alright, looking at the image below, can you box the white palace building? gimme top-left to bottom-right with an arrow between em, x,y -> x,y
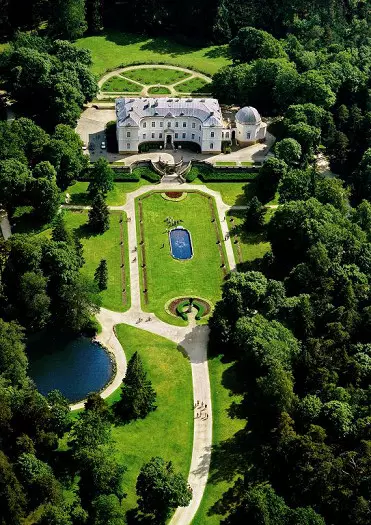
115,97 -> 266,154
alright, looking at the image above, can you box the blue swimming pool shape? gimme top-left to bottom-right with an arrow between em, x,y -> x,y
169,227 -> 193,260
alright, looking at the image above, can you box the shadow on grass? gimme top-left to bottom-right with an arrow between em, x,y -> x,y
11,207 -> 50,235
69,192 -> 91,206
126,507 -> 164,525
103,30 -> 146,48
139,37 -> 198,57
204,46 -> 231,60
73,222 -> 98,240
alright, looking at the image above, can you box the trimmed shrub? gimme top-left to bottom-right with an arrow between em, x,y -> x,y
132,167 -> 161,183
193,301 -> 206,320
176,300 -> 189,321
187,165 -> 258,182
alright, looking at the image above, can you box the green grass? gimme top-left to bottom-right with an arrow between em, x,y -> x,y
176,77 -> 211,93
214,161 -> 237,166
102,75 -> 142,93
106,324 -> 193,516
137,191 -> 227,324
147,85 -> 172,95
62,180 -> 150,206
227,210 -> 271,264
75,30 -> 231,77
192,356 -> 245,524
63,211 -> 130,311
123,67 -> 191,85
240,161 -> 254,167
192,179 -> 248,206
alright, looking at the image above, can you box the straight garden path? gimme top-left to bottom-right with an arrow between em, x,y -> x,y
66,182 -> 236,525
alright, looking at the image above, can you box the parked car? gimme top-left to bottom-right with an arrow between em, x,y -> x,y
101,141 -> 106,149
82,142 -> 87,150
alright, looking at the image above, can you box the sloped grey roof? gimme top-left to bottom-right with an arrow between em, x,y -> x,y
235,106 -> 261,125
116,97 -> 223,127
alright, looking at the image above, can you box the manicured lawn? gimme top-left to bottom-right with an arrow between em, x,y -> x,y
214,161 -> 237,166
101,75 -> 142,92
106,324 -> 193,516
227,209 -> 271,264
136,191 -> 228,324
192,179 -> 248,206
192,355 -> 245,524
176,77 -> 211,93
76,30 -> 231,77
62,179 -> 150,206
123,67 -> 191,85
147,85 -> 172,95
241,161 -> 254,167
63,211 -> 130,311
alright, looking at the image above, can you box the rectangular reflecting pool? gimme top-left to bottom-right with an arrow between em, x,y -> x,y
169,227 -> 193,260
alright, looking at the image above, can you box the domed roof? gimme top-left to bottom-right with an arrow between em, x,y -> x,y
235,106 -> 261,125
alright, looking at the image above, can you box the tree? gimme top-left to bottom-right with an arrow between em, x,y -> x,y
86,0 -> 103,34
115,352 -> 157,421
94,259 -> 108,291
0,159 -> 31,215
278,169 -> 314,203
0,318 -> 28,385
52,213 -> 72,244
88,158 -> 114,197
84,393 -> 110,420
88,193 -> 110,233
91,495 -> 125,525
10,117 -> 49,164
136,457 -> 192,521
286,123 -> 321,159
30,176 -> 60,222
48,0 -> 87,40
275,138 -> 302,165
37,504 -> 72,525
255,157 -> 287,203
18,271 -> 51,331
16,453 -> 62,507
69,408 -> 111,452
230,27 -> 286,63
0,450 -> 27,524
33,161 -> 57,180
244,196 -> 265,231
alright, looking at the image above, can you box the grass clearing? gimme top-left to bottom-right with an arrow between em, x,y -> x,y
215,161 -> 237,166
227,209 -> 271,264
176,77 -> 211,93
63,211 -> 130,311
192,179 -> 249,206
106,324 -> 193,516
102,75 -> 142,92
62,179 -> 150,206
76,30 -> 231,77
137,191 -> 227,324
147,85 -> 172,95
123,67 -> 191,85
192,355 -> 245,524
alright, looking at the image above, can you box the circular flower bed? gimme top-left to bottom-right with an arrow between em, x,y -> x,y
167,297 -> 211,320
161,192 -> 187,202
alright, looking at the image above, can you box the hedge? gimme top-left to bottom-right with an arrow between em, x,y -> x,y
193,300 -> 206,320
176,300 -> 189,321
132,167 -> 161,183
186,165 -> 258,182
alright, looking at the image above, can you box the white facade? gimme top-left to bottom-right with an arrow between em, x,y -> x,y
235,106 -> 267,145
116,97 -> 224,154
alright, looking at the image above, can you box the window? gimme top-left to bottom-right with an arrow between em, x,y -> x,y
160,122 -> 163,127
143,133 -> 146,139
167,121 -> 171,128
127,131 -> 131,137
191,133 -> 195,140
211,131 -> 215,138
127,143 -> 130,149
183,121 -> 187,128
175,121 -> 179,127
226,132 -> 230,138
192,122 -> 195,129
210,143 -> 214,149
151,133 -> 155,138
143,122 -> 147,128
152,121 -> 155,127
159,133 -> 163,139
175,133 -> 178,139
182,133 -> 186,139
246,132 -> 251,139
199,125 -> 201,130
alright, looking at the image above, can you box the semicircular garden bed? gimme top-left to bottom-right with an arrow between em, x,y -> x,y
161,191 -> 188,201
167,297 -> 212,321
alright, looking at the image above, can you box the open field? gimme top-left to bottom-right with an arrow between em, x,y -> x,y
63,211 -> 130,311
192,355 -> 245,524
123,67 -> 191,85
101,75 -> 141,93
62,180 -> 150,206
76,30 -> 231,77
192,179 -> 248,206
227,209 -> 271,265
106,324 -> 193,516
136,191 -> 228,324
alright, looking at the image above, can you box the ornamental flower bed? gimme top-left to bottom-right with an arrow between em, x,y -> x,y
165,192 -> 183,198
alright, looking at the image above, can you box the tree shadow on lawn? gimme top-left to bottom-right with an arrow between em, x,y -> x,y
204,45 -> 231,60
102,30 -> 146,48
139,37 -> 198,57
73,222 -> 102,240
11,207 -> 50,235
68,192 -> 91,206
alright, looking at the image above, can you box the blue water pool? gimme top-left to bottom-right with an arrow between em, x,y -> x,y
169,227 -> 193,260
27,334 -> 113,403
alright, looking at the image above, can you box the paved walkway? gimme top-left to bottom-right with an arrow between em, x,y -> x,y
0,212 -> 11,240
64,182 -> 238,525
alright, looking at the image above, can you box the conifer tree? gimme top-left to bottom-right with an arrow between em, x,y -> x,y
52,212 -> 72,243
94,259 -> 108,291
115,352 -> 157,421
88,193 -> 109,233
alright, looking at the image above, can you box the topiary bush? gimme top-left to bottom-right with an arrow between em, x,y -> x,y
193,300 -> 206,320
132,167 -> 161,183
176,300 -> 190,320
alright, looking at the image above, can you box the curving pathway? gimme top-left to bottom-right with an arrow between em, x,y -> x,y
65,182 -> 236,525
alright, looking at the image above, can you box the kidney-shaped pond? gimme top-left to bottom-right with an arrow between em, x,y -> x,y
27,334 -> 113,403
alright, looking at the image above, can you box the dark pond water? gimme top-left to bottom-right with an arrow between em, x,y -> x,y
27,334 -> 113,403
169,227 -> 193,260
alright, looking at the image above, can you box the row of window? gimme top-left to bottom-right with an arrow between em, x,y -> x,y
221,131 -> 230,139
125,142 -> 215,150
143,120 -> 201,130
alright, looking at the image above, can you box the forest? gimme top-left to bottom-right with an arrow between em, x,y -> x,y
0,0 -> 370,524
